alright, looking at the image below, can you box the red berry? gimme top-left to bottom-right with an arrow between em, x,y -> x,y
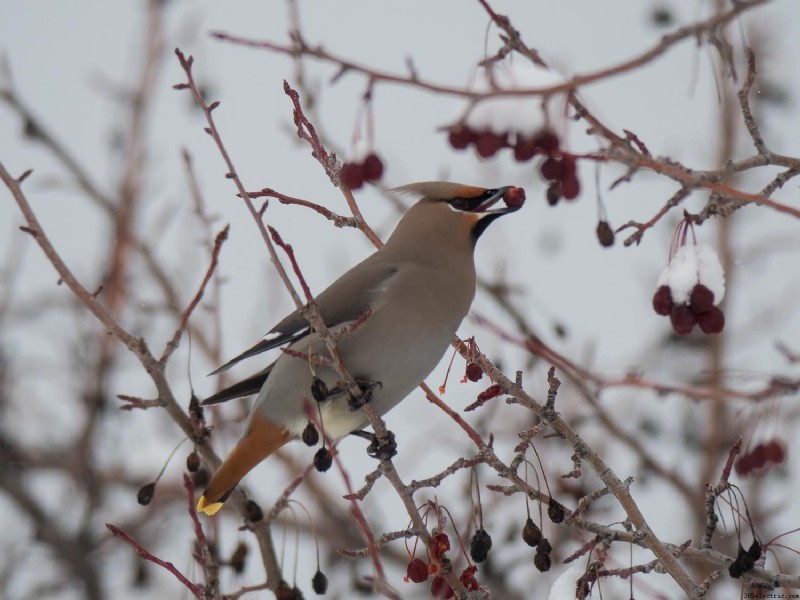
430,576 -> 454,599
763,439 -> 787,464
406,558 -> 429,583
560,175 -> 580,200
696,306 -> 724,334
475,131 -> 507,158
750,443 -> 767,469
735,453 -> 753,477
362,153 -> 384,181
341,162 -> 364,189
430,531 -> 450,561
652,285 -> 673,316
503,186 -> 526,209
670,304 -> 695,335
477,384 -> 503,401
540,157 -> 563,181
689,284 -> 715,314
534,130 -> 560,154
459,565 -> 479,591
448,126 -> 474,150
465,362 -> 483,382
561,154 -> 577,177
513,136 -> 540,161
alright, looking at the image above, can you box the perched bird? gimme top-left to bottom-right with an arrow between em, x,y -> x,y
197,181 -> 524,515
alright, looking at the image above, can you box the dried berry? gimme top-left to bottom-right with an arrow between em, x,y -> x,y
448,126 -> 474,150
230,542 -> 248,574
244,499 -> 263,522
747,540 -> 762,562
522,517 -> 542,547
459,565 -> 479,591
475,131 -> 507,158
533,547 -> 552,572
186,450 -> 201,473
696,306 -> 724,334
540,157 -> 563,181
465,362 -> 483,382
728,560 -> 743,579
669,304 -> 695,335
430,531 -> 450,562
469,528 -> 493,563
312,569 -> 328,594
311,378 -> 329,402
406,558 -> 429,583
503,186 -> 526,209
689,284 -> 715,314
137,482 -> 156,506
547,498 -> 566,523
477,384 -> 503,402
430,575 -> 454,599
546,182 -> 561,206
652,285 -> 673,316
362,153 -> 384,181
302,422 -> 320,446
560,176 -> 581,200
314,447 -> 333,472
341,162 -> 364,190
596,220 -> 615,247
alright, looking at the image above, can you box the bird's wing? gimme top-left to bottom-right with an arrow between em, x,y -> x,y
209,256 -> 397,376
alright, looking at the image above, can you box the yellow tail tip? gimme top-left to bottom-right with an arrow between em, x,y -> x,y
196,495 -> 224,516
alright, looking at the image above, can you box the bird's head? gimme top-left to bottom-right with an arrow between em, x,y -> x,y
389,182 -> 524,252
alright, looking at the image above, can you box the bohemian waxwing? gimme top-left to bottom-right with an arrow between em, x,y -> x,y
196,181 -> 523,515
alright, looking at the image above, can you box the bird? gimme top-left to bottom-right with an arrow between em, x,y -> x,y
196,181 -> 524,515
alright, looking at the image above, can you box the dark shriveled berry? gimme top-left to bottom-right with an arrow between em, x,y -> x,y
534,547 -> 552,572
596,220 -> 615,247
546,182 -> 561,206
652,285 -> 673,316
670,304 -> 696,335
747,540 -> 762,562
311,378 -> 329,402
314,447 -> 333,472
191,467 -> 209,489
186,450 -> 201,473
302,422 -> 320,446
547,498 -> 566,523
465,362 -> 483,382
696,306 -> 724,334
522,517 -> 543,547
312,569 -> 328,594
245,499 -> 264,522
137,482 -> 156,506
230,542 -> 248,574
469,528 -> 493,563
406,558 -> 429,583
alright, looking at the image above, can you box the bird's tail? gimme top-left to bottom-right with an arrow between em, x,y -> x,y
197,412 -> 291,516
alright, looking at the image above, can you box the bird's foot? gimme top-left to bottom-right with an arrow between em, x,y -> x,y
367,430 -> 397,461
346,378 -> 382,411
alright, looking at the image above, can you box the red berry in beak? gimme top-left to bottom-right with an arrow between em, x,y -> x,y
503,186 -> 526,208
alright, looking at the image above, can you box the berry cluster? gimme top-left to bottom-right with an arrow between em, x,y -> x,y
735,438 -> 787,476
448,126 -> 559,161
340,152 -> 384,190
653,283 -> 724,335
541,153 -> 580,204
404,529 -> 482,598
653,229 -> 726,335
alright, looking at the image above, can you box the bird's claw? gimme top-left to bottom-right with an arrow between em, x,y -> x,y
367,430 -> 397,460
347,378 -> 382,411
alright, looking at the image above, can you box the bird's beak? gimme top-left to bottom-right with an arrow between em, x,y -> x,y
448,186 -> 522,215
471,186 -> 516,215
